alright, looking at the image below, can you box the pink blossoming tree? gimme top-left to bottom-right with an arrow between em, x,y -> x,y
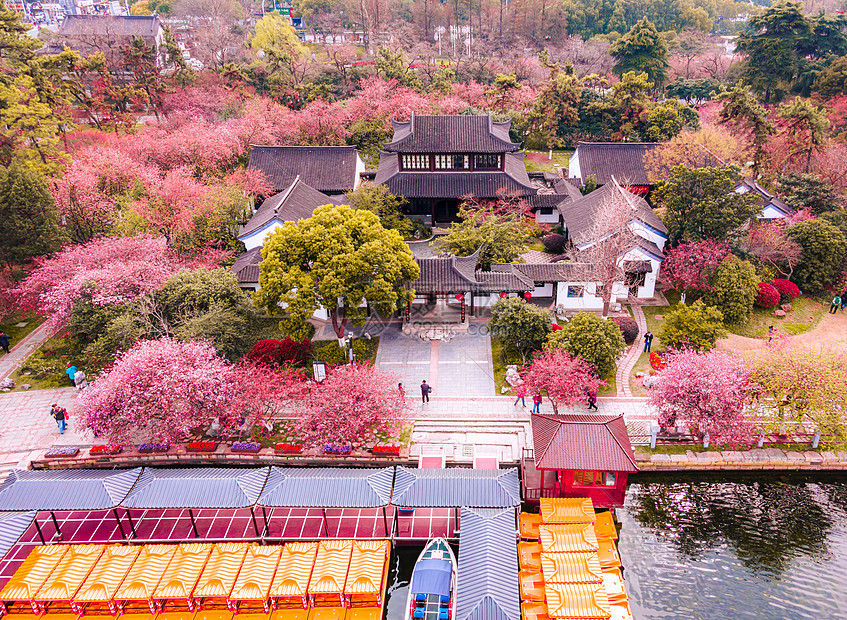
522,348 -> 607,415
661,239 -> 730,298
649,349 -> 755,446
297,363 -> 406,447
76,338 -> 305,444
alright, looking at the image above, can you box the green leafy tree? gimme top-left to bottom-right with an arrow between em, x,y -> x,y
487,72 -> 521,111
347,116 -> 390,168
778,173 -> 840,215
373,46 -> 422,90
666,77 -> 720,105
776,97 -> 830,173
703,256 -> 759,324
0,163 -> 65,266
610,18 -> 670,89
527,61 -> 581,149
656,165 -> 760,243
345,184 -> 411,237
489,297 -> 553,364
429,65 -> 455,94
256,205 -> 419,340
716,84 -> 776,177
546,312 -> 625,377
250,12 -> 307,91
645,100 -> 699,141
609,71 -> 653,140
786,219 -> 847,293
430,208 -> 530,270
658,299 -> 726,350
813,56 -> 847,99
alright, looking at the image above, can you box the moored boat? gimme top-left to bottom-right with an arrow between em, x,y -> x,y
405,538 -> 457,620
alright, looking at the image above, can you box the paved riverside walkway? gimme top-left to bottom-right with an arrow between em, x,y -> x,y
636,447 -> 847,470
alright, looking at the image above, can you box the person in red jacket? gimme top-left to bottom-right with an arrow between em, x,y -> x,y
532,393 -> 542,414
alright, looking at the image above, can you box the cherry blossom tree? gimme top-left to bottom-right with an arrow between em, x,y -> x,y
522,348 -> 606,415
297,363 -> 406,447
649,349 -> 755,446
661,239 -> 730,299
741,222 -> 802,279
76,338 -> 306,444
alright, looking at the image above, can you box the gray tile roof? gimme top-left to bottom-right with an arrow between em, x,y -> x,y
58,15 -> 162,38
737,178 -> 792,216
391,467 -> 521,508
383,114 -> 521,153
0,511 -> 36,561
531,413 -> 638,472
0,468 -> 142,511
258,467 -> 394,507
559,182 -> 668,240
232,246 -> 262,285
491,263 -> 580,282
455,507 -> 520,620
248,146 -> 360,193
553,178 -> 584,201
412,254 -> 531,294
374,152 -> 536,199
573,142 -> 661,185
122,468 -> 270,509
240,177 -> 333,237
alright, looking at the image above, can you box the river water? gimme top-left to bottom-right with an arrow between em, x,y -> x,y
619,472 -> 847,620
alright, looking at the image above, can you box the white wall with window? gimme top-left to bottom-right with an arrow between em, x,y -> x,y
535,207 -> 561,225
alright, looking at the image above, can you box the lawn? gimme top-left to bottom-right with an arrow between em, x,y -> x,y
0,313 -> 44,351
725,296 -> 824,338
524,150 -> 573,173
9,334 -> 87,391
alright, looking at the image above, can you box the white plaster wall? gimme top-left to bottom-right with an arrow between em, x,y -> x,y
240,221 -> 283,251
759,205 -> 788,219
354,153 -> 366,190
535,211 -> 561,225
568,149 -> 581,181
629,220 -> 668,251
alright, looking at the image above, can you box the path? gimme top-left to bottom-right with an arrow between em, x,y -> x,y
717,307 -> 847,353
615,305 -> 647,397
0,322 -> 51,381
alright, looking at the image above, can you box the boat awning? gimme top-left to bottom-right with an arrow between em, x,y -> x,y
73,545 -> 143,603
192,543 -> 249,599
410,559 -> 452,597
36,544 -> 106,601
115,544 -> 178,601
454,508 -> 520,620
269,542 -> 317,598
391,467 -> 521,508
0,511 -> 36,560
122,468 -> 270,509
258,468 -> 393,508
0,545 -> 69,601
307,540 -> 353,595
345,541 -> 389,595
539,524 -> 599,554
153,543 -> 214,600
0,468 -> 142,511
539,498 -> 596,524
229,545 -> 283,601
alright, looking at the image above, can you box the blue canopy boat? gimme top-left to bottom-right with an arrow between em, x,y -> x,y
405,538 -> 457,620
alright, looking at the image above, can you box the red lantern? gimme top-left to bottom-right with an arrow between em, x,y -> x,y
456,294 -> 464,302
524,291 -> 532,299
499,292 -> 507,298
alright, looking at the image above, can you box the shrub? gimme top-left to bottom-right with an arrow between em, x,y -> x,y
755,282 -> 780,308
247,338 -> 311,367
612,317 -> 639,344
489,297 -> 553,362
771,278 -> 801,301
703,256 -> 759,324
546,312 -> 625,377
659,300 -> 726,351
787,219 -> 847,293
542,233 -> 567,254
314,340 -> 372,365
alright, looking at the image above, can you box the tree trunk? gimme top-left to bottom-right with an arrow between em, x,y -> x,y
331,307 -> 347,341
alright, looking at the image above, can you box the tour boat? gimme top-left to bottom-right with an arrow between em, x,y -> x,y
405,538 -> 457,620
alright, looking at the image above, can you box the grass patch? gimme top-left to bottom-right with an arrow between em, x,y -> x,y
635,441 -> 817,454
725,296 -> 824,339
491,337 -> 523,396
524,150 -> 573,173
599,367 -> 616,396
10,335 -> 88,391
0,313 -> 44,348
526,241 -> 545,252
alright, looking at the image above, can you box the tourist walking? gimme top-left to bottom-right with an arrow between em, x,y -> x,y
398,382 -> 405,400
532,393 -> 542,414
587,389 -> 598,411
514,383 -> 527,407
767,325 -> 776,341
74,369 -> 88,391
643,331 -> 653,352
841,294 -> 847,311
0,331 -> 10,354
51,406 -> 66,434
65,363 -> 77,386
830,295 -> 841,314
420,380 -> 432,403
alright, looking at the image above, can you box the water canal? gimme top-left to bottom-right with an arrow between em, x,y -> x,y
382,472 -> 847,619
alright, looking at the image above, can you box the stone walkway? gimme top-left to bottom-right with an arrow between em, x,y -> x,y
615,305 -> 647,397
0,322 -> 51,381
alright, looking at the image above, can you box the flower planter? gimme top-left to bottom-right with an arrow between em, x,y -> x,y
231,442 -> 261,454
275,444 -> 304,454
371,446 -> 401,456
187,442 -> 217,453
138,443 -> 170,454
324,445 -> 352,455
89,445 -> 122,457
45,447 -> 79,458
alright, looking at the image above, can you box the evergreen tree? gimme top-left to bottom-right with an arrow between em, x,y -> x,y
0,164 -> 65,265
610,18 -> 670,89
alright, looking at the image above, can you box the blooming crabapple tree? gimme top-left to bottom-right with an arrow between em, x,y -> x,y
76,338 -> 305,444
297,363 -> 406,447
649,348 -> 755,446
660,239 -> 730,298
522,348 -> 607,415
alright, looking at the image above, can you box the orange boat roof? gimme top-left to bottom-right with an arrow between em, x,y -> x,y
269,542 -> 317,598
229,545 -> 283,601
193,543 -> 250,599
74,545 -> 142,603
194,611 -> 234,620
540,553 -> 603,584
540,498 -> 595,524
271,610 -> 308,620
344,541 -> 388,596
544,583 -> 611,620
0,545 -> 69,601
539,524 -> 599,554
115,545 -> 178,601
154,543 -> 213,600
306,609 -> 344,620
307,540 -> 353,595
596,540 -> 620,570
344,609 -> 381,620
594,512 -> 617,540
36,544 -> 106,601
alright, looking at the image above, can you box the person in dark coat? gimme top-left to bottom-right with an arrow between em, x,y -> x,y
51,406 -> 66,434
0,332 -> 10,354
587,389 -> 598,411
643,331 -> 654,353
420,380 -> 432,403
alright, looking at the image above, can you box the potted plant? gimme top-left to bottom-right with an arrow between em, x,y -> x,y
275,443 -> 304,454
324,444 -> 352,455
231,442 -> 261,454
187,441 -> 217,453
371,446 -> 401,456
45,446 -> 79,458
138,442 -> 170,454
89,445 -> 122,457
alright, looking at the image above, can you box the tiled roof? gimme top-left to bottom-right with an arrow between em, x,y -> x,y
232,246 -> 263,285
528,194 -> 570,210
737,178 -> 792,216
554,178 -> 584,201
258,467 -> 394,508
531,413 -> 638,472
391,467 -> 521,508
239,177 -> 332,237
634,236 -> 665,260
58,15 -> 162,38
122,468 -> 270,509
491,262 -> 580,282
559,182 -> 668,241
248,146 -> 360,193
374,152 -> 535,199
383,114 -> 521,153
0,468 -> 143,511
412,253 -> 532,293
573,142 -> 660,185
454,508 -> 521,620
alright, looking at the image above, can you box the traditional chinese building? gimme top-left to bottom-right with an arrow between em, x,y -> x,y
375,114 -> 536,224
248,145 -> 364,195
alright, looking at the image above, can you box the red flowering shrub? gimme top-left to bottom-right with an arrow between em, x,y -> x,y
650,352 -> 666,371
755,282 -> 781,308
771,279 -> 801,301
542,234 -> 567,254
612,317 -> 640,344
247,338 -> 312,367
